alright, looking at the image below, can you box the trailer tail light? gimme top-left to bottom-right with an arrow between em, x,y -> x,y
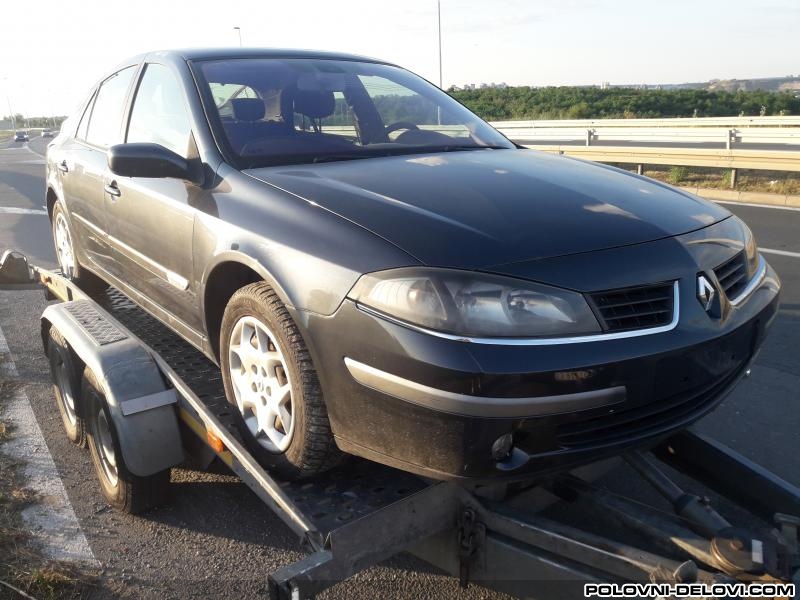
207,429 -> 226,453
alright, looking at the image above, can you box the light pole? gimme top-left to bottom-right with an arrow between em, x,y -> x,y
1,77 -> 15,131
437,0 -> 443,89
234,26 -> 242,47
4,96 -> 14,131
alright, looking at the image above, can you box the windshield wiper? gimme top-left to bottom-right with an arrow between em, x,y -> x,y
298,145 -> 510,166
311,152 -> 377,164
438,145 -> 510,151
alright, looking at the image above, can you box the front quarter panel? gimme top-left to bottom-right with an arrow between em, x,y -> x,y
194,163 -> 420,325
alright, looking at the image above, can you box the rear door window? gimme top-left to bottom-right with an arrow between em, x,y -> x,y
85,66 -> 136,148
75,92 -> 96,141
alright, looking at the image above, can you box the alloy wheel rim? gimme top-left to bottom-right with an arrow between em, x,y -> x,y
228,316 -> 295,453
95,408 -> 118,486
54,213 -> 74,277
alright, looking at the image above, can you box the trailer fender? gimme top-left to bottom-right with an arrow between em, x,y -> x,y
41,300 -> 184,476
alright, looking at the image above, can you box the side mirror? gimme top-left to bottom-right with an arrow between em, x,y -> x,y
108,143 -> 195,181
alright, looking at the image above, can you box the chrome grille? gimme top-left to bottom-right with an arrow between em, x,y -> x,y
713,251 -> 748,301
588,282 -> 674,332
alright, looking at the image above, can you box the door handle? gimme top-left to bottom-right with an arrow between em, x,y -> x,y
104,182 -> 121,198
57,160 -> 69,173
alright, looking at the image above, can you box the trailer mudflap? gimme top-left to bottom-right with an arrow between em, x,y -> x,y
41,300 -> 184,476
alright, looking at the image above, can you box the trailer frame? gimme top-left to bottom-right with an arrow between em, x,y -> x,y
1,249 -> 798,599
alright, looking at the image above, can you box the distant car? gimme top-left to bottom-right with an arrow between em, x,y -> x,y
13,131 -> 29,142
41,129 -> 54,138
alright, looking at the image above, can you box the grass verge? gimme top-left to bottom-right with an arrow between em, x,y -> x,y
617,165 -> 800,195
0,378 -> 97,599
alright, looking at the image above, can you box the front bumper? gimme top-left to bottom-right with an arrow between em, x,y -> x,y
304,251 -> 780,482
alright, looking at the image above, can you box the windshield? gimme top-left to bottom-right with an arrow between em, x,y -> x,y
194,58 -> 514,168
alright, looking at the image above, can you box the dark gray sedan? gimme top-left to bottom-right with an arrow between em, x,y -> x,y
45,49 -> 779,483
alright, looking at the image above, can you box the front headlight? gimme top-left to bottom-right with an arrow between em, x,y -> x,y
743,223 -> 759,277
348,268 -> 601,338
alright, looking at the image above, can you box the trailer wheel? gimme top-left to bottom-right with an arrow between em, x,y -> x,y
47,327 -> 86,447
220,282 -> 341,480
82,368 -> 170,514
51,202 -> 109,294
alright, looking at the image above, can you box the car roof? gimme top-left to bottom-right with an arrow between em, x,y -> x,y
142,47 -> 393,65
99,48 -> 399,93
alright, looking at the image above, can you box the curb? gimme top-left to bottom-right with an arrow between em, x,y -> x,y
679,186 -> 800,208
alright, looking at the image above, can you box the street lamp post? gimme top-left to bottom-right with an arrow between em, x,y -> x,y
4,96 -> 14,131
234,26 -> 242,47
437,0 -> 443,89
1,76 -> 15,131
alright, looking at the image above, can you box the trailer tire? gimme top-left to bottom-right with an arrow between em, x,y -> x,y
51,202 -> 109,295
220,282 -> 341,480
47,327 -> 86,447
82,367 -> 170,514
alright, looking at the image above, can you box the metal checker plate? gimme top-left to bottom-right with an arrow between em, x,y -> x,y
92,288 -> 427,535
63,300 -> 128,345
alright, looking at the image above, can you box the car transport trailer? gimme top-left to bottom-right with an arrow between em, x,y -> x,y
1,249 -> 798,599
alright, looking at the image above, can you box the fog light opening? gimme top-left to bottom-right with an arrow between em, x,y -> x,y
491,433 -> 514,461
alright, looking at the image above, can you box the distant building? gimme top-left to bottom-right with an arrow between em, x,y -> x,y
462,82 -> 508,90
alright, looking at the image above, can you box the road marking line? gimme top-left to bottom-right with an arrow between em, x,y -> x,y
714,200 -> 800,213
760,247 -> 800,259
0,323 -> 98,566
0,207 -> 48,215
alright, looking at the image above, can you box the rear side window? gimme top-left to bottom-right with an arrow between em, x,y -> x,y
85,66 -> 136,148
127,63 -> 192,157
75,92 -> 96,141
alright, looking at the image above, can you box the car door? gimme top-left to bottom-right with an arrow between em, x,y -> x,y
104,62 -> 201,332
60,67 -> 136,274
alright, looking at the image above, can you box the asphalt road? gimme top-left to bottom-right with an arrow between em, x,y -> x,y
0,137 -> 798,598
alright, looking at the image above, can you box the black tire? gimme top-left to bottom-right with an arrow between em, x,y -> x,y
82,367 -> 170,514
220,282 -> 341,480
47,327 -> 86,447
51,202 -> 109,295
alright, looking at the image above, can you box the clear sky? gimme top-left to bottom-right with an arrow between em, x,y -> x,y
1,0 -> 797,118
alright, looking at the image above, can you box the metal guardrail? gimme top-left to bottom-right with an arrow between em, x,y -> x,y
524,145 -> 800,172
498,126 -> 800,147
490,116 -> 800,173
490,116 -> 800,128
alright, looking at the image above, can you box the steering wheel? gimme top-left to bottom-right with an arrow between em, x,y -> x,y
385,121 -> 420,136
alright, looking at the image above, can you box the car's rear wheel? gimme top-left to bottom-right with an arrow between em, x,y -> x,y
220,282 -> 341,480
51,202 -> 109,294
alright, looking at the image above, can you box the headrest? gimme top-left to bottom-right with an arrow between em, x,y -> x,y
231,98 -> 265,122
293,89 -> 335,119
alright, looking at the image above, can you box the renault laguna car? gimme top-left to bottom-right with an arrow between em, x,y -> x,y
45,49 -> 780,481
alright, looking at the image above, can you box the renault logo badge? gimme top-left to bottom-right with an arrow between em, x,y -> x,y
697,275 -> 716,312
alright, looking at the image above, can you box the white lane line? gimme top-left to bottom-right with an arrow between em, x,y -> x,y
760,247 -> 800,259
714,200 -> 800,213
0,323 -> 98,566
0,207 -> 48,215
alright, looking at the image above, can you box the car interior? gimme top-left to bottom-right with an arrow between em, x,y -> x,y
200,59 -> 481,161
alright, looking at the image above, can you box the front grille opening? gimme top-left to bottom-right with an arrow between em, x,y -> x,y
588,282 -> 674,332
714,251 -> 748,300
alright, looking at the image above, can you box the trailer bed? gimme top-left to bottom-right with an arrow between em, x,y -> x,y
2,252 -> 798,600
91,287 -> 431,538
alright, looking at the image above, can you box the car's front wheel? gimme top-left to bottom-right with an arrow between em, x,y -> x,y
51,202 -> 108,294
219,282 -> 341,480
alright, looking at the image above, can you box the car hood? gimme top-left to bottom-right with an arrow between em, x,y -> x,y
244,149 -> 729,269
